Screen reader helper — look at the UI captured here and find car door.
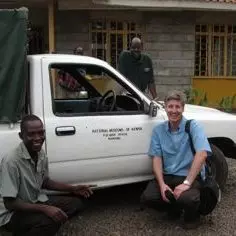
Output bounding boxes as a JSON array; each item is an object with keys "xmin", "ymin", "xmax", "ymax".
[{"xmin": 41, "ymin": 56, "xmax": 164, "ymax": 186}]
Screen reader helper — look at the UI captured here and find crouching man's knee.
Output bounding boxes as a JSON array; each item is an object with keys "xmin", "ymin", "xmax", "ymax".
[
  {"xmin": 177, "ymin": 189, "xmax": 200, "ymax": 209},
  {"xmin": 140, "ymin": 180, "xmax": 163, "ymax": 209}
]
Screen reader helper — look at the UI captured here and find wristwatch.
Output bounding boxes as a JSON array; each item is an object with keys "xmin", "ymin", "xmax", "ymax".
[{"xmin": 183, "ymin": 179, "xmax": 191, "ymax": 186}]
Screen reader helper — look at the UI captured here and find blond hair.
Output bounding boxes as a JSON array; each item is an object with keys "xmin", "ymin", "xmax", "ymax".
[{"xmin": 164, "ymin": 90, "xmax": 186, "ymax": 106}]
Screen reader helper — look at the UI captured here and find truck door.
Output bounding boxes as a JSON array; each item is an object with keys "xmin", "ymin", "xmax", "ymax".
[{"xmin": 41, "ymin": 57, "xmax": 164, "ymax": 186}]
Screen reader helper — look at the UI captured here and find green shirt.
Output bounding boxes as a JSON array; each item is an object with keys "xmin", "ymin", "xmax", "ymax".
[
  {"xmin": 118, "ymin": 50, "xmax": 154, "ymax": 92},
  {"xmin": 0, "ymin": 142, "xmax": 49, "ymax": 226}
]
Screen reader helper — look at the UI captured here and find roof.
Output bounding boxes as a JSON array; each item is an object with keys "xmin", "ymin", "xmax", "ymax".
[
  {"xmin": 93, "ymin": 0, "xmax": 236, "ymax": 10},
  {"xmin": 205, "ymin": 0, "xmax": 236, "ymax": 3},
  {"xmin": 204, "ymin": 0, "xmax": 236, "ymax": 4}
]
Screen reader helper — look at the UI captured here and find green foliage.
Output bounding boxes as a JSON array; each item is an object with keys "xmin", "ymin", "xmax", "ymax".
[
  {"xmin": 198, "ymin": 93, "xmax": 208, "ymax": 106},
  {"xmin": 184, "ymin": 89, "xmax": 236, "ymax": 112},
  {"xmin": 184, "ymin": 88, "xmax": 208, "ymax": 106},
  {"xmin": 218, "ymin": 94, "xmax": 236, "ymax": 112}
]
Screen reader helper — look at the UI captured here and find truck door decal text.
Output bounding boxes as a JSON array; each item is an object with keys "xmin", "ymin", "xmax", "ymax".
[{"xmin": 92, "ymin": 127, "xmax": 143, "ymax": 140}]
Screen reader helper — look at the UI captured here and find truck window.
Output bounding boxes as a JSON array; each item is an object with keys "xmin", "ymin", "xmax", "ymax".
[{"xmin": 49, "ymin": 64, "xmax": 145, "ymax": 116}]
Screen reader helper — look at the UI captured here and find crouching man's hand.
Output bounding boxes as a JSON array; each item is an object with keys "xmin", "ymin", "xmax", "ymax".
[
  {"xmin": 174, "ymin": 184, "xmax": 190, "ymax": 199},
  {"xmin": 71, "ymin": 185, "xmax": 93, "ymax": 198},
  {"xmin": 42, "ymin": 205, "xmax": 68, "ymax": 223},
  {"xmin": 160, "ymin": 183, "xmax": 173, "ymax": 203}
]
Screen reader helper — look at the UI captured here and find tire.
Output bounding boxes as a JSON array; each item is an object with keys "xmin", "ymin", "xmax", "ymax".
[{"xmin": 207, "ymin": 144, "xmax": 228, "ymax": 190}]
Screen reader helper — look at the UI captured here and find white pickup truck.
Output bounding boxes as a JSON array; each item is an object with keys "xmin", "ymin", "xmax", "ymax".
[{"xmin": 1, "ymin": 54, "xmax": 236, "ymax": 190}]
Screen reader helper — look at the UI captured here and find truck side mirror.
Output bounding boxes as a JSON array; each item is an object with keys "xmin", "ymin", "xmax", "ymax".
[{"xmin": 149, "ymin": 101, "xmax": 158, "ymax": 117}]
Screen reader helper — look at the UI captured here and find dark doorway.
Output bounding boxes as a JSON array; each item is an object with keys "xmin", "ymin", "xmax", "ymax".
[{"xmin": 28, "ymin": 25, "xmax": 45, "ymax": 54}]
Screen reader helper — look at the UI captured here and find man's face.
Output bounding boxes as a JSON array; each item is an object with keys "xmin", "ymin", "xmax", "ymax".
[
  {"xmin": 130, "ymin": 42, "xmax": 142, "ymax": 59},
  {"xmin": 20, "ymin": 120, "xmax": 45, "ymax": 153},
  {"xmin": 165, "ymin": 100, "xmax": 184, "ymax": 123}
]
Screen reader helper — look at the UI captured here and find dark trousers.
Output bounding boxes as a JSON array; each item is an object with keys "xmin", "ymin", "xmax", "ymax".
[
  {"xmin": 4, "ymin": 195, "xmax": 85, "ymax": 236},
  {"xmin": 140, "ymin": 175, "xmax": 201, "ymax": 221}
]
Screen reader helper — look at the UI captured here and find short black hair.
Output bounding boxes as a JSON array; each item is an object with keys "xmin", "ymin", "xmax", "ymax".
[{"xmin": 20, "ymin": 115, "xmax": 42, "ymax": 132}]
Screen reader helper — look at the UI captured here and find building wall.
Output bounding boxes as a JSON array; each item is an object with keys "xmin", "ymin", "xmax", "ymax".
[
  {"xmin": 143, "ymin": 12, "xmax": 195, "ymax": 98},
  {"xmin": 55, "ymin": 10, "xmax": 195, "ymax": 99},
  {"xmin": 194, "ymin": 11, "xmax": 236, "ymax": 107},
  {"xmin": 55, "ymin": 10, "xmax": 90, "ymax": 55},
  {"xmin": 55, "ymin": 10, "xmax": 236, "ymax": 101},
  {"xmin": 55, "ymin": 10, "xmax": 143, "ymax": 55},
  {"xmin": 195, "ymin": 11, "xmax": 236, "ymax": 24}
]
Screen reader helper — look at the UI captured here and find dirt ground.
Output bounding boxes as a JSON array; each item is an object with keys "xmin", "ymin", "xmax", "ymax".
[{"xmin": 56, "ymin": 158, "xmax": 236, "ymax": 236}]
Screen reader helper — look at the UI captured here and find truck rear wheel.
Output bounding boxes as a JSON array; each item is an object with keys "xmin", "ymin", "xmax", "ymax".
[{"xmin": 207, "ymin": 144, "xmax": 228, "ymax": 190}]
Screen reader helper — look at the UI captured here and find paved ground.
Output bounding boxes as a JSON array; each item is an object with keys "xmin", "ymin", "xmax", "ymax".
[{"xmin": 56, "ymin": 158, "xmax": 236, "ymax": 236}]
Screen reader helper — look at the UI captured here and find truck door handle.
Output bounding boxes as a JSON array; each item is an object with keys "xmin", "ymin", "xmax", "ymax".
[{"xmin": 55, "ymin": 126, "xmax": 76, "ymax": 136}]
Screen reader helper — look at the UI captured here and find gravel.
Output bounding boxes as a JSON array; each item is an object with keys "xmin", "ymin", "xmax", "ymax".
[{"xmin": 56, "ymin": 158, "xmax": 236, "ymax": 236}]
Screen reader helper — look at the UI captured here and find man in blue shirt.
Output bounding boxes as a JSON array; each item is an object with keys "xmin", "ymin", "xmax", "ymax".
[{"xmin": 140, "ymin": 90, "xmax": 211, "ymax": 229}]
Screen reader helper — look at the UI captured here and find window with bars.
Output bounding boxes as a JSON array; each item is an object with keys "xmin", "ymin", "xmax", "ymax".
[
  {"xmin": 195, "ymin": 24, "xmax": 236, "ymax": 77},
  {"xmin": 91, "ymin": 20, "xmax": 141, "ymax": 68}
]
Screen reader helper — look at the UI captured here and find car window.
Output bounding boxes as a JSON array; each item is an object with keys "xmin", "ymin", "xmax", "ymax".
[{"xmin": 49, "ymin": 63, "xmax": 145, "ymax": 116}]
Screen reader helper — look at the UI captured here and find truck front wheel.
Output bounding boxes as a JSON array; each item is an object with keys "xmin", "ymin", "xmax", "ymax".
[{"xmin": 207, "ymin": 144, "xmax": 228, "ymax": 190}]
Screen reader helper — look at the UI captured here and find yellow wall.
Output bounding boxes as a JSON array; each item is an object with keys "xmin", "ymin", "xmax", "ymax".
[{"xmin": 192, "ymin": 77, "xmax": 236, "ymax": 107}]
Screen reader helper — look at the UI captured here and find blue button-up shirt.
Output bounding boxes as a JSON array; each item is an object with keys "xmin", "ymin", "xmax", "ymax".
[{"xmin": 148, "ymin": 117, "xmax": 212, "ymax": 178}]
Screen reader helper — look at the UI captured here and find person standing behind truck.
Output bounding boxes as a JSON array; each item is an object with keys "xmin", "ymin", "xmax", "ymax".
[
  {"xmin": 118, "ymin": 37, "xmax": 157, "ymax": 99},
  {"xmin": 0, "ymin": 115, "xmax": 93, "ymax": 236}
]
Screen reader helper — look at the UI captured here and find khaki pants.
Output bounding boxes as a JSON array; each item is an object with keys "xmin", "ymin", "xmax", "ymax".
[{"xmin": 140, "ymin": 175, "xmax": 201, "ymax": 221}]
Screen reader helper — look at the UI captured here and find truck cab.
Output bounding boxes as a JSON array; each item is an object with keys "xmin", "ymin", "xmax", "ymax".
[{"xmin": 27, "ymin": 54, "xmax": 165, "ymax": 187}]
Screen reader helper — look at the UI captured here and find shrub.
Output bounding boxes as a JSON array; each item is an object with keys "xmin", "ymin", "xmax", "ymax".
[{"xmin": 184, "ymin": 88, "xmax": 208, "ymax": 106}]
